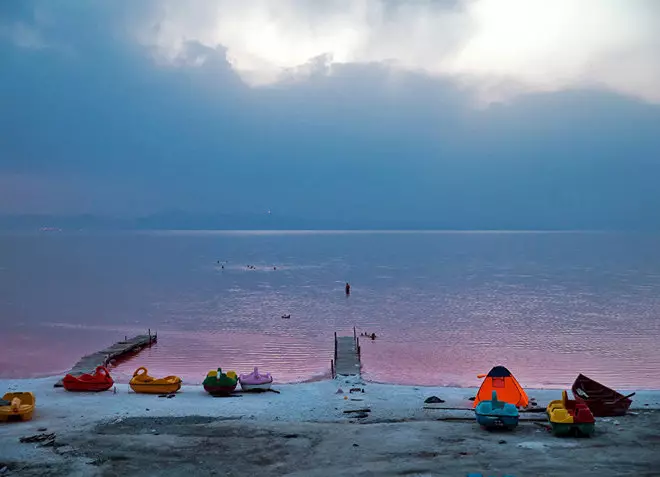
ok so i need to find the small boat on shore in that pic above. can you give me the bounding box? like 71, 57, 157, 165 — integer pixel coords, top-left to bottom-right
475, 390, 519, 430
129, 367, 182, 394
239, 367, 273, 392
203, 368, 238, 396
0, 392, 35, 422
63, 366, 114, 392
547, 390, 595, 437
572, 373, 635, 417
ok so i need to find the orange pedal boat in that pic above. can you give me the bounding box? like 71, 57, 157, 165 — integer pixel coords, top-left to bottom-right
129, 367, 182, 394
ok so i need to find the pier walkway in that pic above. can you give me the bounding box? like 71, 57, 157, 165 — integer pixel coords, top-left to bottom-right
54, 331, 157, 387
332, 328, 362, 377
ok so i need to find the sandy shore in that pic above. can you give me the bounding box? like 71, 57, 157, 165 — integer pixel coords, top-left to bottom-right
2, 376, 660, 476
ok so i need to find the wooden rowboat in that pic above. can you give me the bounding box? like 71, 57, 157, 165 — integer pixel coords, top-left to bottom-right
571, 374, 635, 417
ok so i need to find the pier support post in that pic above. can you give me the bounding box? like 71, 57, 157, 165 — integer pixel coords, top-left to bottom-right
334, 332, 338, 361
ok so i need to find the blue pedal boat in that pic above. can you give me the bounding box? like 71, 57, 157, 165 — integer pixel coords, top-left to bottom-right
474, 390, 520, 430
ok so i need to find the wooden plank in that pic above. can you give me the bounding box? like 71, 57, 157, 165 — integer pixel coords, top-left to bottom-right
54, 332, 157, 387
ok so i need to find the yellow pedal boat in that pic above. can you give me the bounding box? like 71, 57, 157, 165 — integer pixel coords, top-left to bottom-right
0, 392, 36, 422
129, 367, 182, 394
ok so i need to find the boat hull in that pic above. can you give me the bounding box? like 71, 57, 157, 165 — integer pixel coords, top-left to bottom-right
475, 413, 519, 430
549, 421, 595, 437
239, 381, 272, 392
204, 384, 237, 396
572, 374, 633, 417
63, 381, 113, 392
129, 382, 181, 394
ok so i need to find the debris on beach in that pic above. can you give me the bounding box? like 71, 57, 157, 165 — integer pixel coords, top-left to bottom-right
343, 407, 370, 419
533, 422, 552, 431
336, 388, 344, 394
349, 387, 364, 393
19, 432, 56, 447
424, 396, 445, 404
467, 473, 517, 477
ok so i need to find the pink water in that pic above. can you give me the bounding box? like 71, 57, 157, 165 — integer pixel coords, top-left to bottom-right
2, 231, 660, 389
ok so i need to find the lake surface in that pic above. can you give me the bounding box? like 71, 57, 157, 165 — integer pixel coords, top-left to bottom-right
1, 230, 660, 389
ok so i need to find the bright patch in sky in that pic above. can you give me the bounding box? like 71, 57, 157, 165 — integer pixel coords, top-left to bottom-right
139, 0, 660, 103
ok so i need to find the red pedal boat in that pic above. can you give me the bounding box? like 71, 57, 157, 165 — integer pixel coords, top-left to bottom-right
63, 366, 114, 392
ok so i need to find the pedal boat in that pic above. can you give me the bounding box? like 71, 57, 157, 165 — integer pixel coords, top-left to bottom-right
203, 368, 238, 396
475, 390, 520, 430
129, 367, 182, 394
0, 392, 35, 422
547, 390, 595, 437
239, 367, 273, 392
63, 366, 114, 392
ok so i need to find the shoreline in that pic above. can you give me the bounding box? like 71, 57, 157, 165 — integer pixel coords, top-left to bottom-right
4, 373, 660, 391
2, 376, 660, 476
2, 375, 660, 427
4, 369, 660, 391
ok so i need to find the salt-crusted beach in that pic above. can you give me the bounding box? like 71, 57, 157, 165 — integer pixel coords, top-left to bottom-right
2, 376, 660, 476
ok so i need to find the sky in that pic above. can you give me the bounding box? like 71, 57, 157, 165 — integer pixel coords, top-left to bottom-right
1, 0, 660, 229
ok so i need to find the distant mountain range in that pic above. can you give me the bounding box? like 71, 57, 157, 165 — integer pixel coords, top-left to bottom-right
0, 212, 656, 232
0, 212, 440, 231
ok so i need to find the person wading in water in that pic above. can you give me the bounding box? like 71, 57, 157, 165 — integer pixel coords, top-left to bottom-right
345, 282, 351, 296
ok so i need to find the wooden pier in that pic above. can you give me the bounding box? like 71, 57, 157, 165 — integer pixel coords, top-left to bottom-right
54, 331, 157, 387
331, 327, 362, 378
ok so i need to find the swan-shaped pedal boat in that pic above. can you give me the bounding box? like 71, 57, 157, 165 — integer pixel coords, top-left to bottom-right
63, 366, 114, 392
129, 367, 182, 394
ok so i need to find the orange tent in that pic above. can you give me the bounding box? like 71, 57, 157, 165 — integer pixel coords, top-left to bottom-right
474, 365, 529, 408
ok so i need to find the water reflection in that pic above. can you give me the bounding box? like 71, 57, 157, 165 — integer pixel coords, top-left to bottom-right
1, 231, 660, 389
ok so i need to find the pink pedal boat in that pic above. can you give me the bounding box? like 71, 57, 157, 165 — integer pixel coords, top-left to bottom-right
239, 367, 273, 392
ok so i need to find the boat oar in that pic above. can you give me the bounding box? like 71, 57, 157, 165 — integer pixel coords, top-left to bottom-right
477, 374, 486, 379
609, 392, 636, 404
